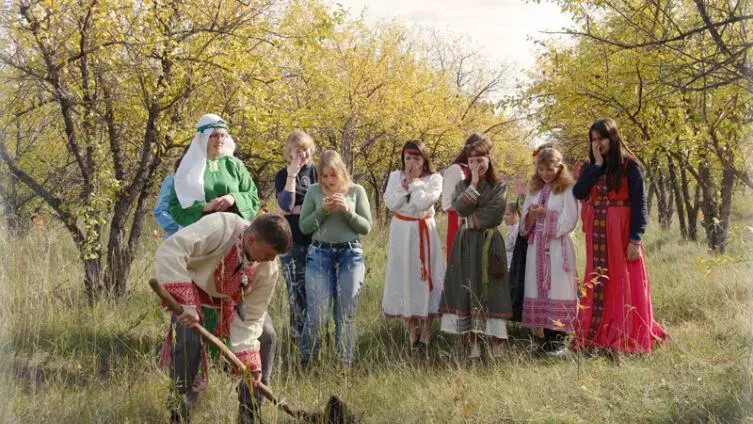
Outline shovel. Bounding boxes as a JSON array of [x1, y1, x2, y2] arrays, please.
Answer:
[[149, 278, 358, 423]]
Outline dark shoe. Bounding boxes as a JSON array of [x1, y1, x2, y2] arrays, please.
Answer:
[[238, 380, 263, 424], [238, 406, 263, 424], [413, 341, 427, 361], [170, 409, 186, 424]]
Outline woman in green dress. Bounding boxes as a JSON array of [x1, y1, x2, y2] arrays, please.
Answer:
[[169, 114, 259, 224], [439, 134, 512, 360]]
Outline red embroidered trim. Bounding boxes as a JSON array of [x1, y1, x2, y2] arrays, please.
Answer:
[[522, 298, 577, 331], [162, 282, 200, 307], [235, 349, 262, 372], [544, 210, 559, 239], [532, 184, 553, 298], [209, 234, 258, 339]]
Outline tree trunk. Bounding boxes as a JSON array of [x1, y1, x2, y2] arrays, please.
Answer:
[[698, 158, 722, 251], [367, 171, 385, 224], [647, 178, 656, 215], [655, 168, 673, 230], [0, 175, 23, 236], [83, 256, 104, 303], [667, 154, 687, 239], [105, 207, 131, 297], [680, 165, 699, 241], [716, 167, 735, 254], [689, 184, 700, 241]]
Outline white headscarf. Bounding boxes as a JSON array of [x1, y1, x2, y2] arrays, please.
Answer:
[[174, 114, 237, 208]]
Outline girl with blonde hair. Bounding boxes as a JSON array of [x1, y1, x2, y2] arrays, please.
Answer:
[[275, 130, 318, 341], [520, 146, 579, 356], [299, 150, 372, 368]]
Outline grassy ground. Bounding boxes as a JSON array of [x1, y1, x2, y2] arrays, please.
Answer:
[[1, 194, 752, 423]]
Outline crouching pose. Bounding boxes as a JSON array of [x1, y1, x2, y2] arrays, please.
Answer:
[[155, 212, 291, 423]]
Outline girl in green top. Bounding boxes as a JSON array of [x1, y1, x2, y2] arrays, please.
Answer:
[[169, 113, 260, 226], [299, 150, 372, 368]]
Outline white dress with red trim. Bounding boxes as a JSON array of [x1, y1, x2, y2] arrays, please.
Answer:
[[520, 184, 579, 332], [382, 171, 446, 318]]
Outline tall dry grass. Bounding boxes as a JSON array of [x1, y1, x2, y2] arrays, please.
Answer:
[[0, 193, 751, 423]]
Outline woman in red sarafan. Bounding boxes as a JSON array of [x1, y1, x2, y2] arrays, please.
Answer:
[[571, 118, 667, 354]]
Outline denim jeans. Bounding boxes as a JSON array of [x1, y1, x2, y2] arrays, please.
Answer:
[[279, 243, 309, 340], [301, 243, 365, 366]]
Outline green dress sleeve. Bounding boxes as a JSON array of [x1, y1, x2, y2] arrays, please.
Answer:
[[451, 180, 479, 217], [229, 157, 260, 220], [345, 185, 372, 235], [169, 186, 205, 227]]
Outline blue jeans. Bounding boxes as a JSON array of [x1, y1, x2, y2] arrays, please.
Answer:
[[279, 243, 309, 340], [301, 243, 365, 366]]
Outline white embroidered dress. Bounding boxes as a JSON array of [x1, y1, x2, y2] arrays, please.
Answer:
[[382, 170, 446, 318], [520, 185, 579, 331]]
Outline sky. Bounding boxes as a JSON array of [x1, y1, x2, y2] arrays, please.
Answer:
[[328, 0, 573, 75]]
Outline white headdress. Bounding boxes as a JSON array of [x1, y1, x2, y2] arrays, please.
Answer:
[[174, 114, 237, 208]]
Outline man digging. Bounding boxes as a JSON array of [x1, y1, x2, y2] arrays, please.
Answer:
[[154, 212, 292, 423]]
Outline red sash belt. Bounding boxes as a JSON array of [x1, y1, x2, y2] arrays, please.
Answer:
[[395, 213, 434, 291]]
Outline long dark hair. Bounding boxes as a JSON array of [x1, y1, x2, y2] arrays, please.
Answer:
[[588, 118, 641, 191], [452, 132, 488, 165], [463, 136, 499, 185], [401, 140, 436, 174]]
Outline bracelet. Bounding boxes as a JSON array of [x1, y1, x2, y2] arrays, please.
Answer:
[[287, 175, 297, 179], [629, 240, 642, 246]]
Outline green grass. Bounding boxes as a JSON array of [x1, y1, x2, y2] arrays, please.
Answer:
[[1, 194, 752, 423]]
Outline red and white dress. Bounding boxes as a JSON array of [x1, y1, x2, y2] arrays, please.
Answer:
[[382, 170, 446, 318], [520, 184, 579, 331]]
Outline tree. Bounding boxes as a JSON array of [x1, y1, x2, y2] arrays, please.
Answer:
[[523, 1, 753, 251], [0, 0, 279, 300]]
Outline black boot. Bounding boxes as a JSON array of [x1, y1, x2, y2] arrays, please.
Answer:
[[412, 341, 427, 361], [237, 381, 263, 424], [541, 329, 568, 357]]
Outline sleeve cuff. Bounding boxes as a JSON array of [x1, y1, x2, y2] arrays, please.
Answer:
[[630, 233, 642, 241], [277, 191, 295, 212], [235, 349, 262, 373], [460, 186, 480, 205], [407, 180, 426, 192]]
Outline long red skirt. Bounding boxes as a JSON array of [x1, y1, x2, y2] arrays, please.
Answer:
[[572, 205, 667, 353]]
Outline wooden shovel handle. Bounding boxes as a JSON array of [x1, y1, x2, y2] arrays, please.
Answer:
[[148, 279, 293, 414]]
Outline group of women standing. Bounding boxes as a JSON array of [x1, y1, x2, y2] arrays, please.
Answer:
[[378, 121, 666, 361], [155, 113, 667, 373]]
